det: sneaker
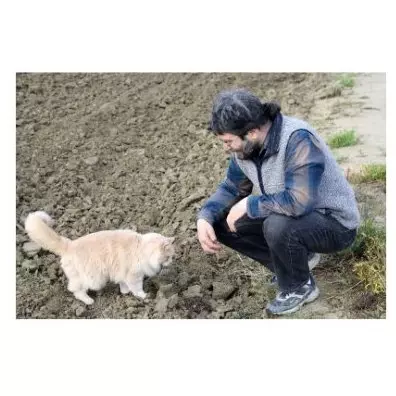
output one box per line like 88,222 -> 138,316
308,253 -> 321,270
265,274 -> 320,316
269,253 -> 321,285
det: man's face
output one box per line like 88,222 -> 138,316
218,132 -> 261,160
218,133 -> 244,153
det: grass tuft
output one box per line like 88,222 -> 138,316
350,164 -> 386,183
342,219 -> 386,295
338,73 -> 355,88
328,129 -> 358,148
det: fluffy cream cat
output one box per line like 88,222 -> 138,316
24,211 -> 175,305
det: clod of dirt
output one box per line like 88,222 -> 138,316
47,265 -> 58,280
75,306 -> 87,317
83,156 -> 99,166
180,296 -> 212,317
168,294 -> 179,309
178,271 -> 190,288
22,242 -> 41,257
157,283 -> 175,298
21,259 -> 39,271
212,282 -> 237,300
66,160 -> 79,170
16,234 -> 28,244
183,285 -> 202,298
178,192 -> 207,211
214,300 -> 235,314
154,297 -> 169,314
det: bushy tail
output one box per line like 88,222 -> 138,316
24,211 -> 70,256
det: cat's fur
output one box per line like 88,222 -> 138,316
24,211 -> 175,305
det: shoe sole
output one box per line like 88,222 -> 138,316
308,253 -> 321,270
266,287 -> 320,316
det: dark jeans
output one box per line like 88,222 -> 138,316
213,211 -> 357,292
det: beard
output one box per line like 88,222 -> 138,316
235,137 -> 262,160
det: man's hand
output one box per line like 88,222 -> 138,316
226,197 -> 248,232
197,218 -> 221,254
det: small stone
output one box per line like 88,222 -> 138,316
75,306 -> 86,317
66,161 -> 79,170
178,271 -> 190,287
83,156 -> 99,166
168,294 -> 179,309
16,234 -> 28,244
22,241 -> 41,257
29,85 -> 43,94
157,283 -> 175,298
212,282 -> 237,300
21,259 -> 38,270
47,265 -> 58,280
230,296 -> 243,308
154,297 -> 169,314
183,285 -> 202,298
66,189 -> 77,198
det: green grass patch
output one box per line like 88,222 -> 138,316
328,129 -> 358,148
337,73 -> 355,88
351,164 -> 386,183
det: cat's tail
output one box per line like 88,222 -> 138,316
24,211 -> 70,256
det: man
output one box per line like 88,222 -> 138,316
196,89 -> 360,316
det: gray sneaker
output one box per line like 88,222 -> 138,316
266,274 -> 320,316
308,253 -> 321,270
270,253 -> 321,285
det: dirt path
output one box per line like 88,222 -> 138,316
310,73 -> 386,172
291,73 -> 386,319
16,73 -> 386,319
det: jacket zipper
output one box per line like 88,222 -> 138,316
254,160 -> 265,195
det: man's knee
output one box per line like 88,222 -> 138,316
262,213 -> 294,246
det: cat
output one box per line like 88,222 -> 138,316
24,211 -> 175,305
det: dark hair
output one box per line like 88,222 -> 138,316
208,89 -> 281,136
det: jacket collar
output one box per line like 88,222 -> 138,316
260,112 -> 283,160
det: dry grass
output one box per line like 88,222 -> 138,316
342,219 -> 386,295
350,164 -> 386,183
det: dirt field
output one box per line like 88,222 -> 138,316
16,73 -> 386,319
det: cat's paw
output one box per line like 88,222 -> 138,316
84,298 -> 94,305
119,283 -> 130,295
135,291 -> 147,300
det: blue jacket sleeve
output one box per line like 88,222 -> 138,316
197,156 -> 253,225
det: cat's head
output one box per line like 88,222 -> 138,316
142,233 -> 176,275
158,236 -> 176,268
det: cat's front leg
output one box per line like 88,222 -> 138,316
126,274 -> 147,300
119,282 -> 130,295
